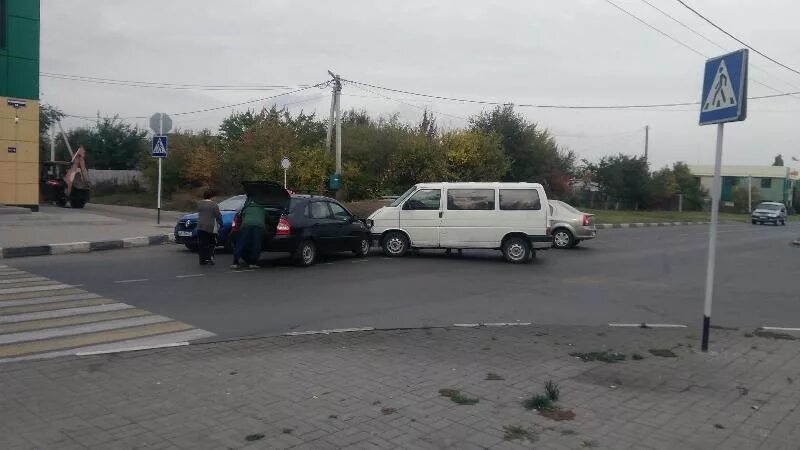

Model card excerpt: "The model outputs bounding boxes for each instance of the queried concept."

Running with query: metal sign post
[150,113,172,224]
[698,49,748,352]
[281,157,291,188]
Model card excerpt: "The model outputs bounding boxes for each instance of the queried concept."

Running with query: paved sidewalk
[2,324,799,449]
[0,205,182,258]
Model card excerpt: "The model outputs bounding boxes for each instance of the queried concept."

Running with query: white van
[368,182,551,263]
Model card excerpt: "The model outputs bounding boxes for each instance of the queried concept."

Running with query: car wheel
[353,236,370,258]
[382,231,409,257]
[294,240,317,267]
[185,243,198,252]
[751,220,756,225]
[552,229,575,249]
[55,198,67,207]
[502,236,531,263]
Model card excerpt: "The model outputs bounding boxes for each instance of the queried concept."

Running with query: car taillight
[231,215,240,233]
[582,215,590,226]
[276,217,291,236]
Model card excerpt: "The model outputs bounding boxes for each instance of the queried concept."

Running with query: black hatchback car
[231,181,372,266]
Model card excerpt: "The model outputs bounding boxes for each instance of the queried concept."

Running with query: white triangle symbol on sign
[154,140,166,154]
[703,59,737,112]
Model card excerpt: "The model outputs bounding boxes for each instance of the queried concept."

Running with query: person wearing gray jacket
[197,190,223,265]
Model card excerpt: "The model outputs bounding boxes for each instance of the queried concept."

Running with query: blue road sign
[699,49,748,125]
[151,135,168,158]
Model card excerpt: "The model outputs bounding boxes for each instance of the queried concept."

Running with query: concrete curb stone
[596,221,709,230]
[0,234,175,259]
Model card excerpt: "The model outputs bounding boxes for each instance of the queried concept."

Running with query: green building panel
[1,0,40,100]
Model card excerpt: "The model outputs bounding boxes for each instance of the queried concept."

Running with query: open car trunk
[241,180,291,241]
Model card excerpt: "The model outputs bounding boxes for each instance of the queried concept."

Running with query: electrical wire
[673,0,800,78]
[637,0,800,93]
[342,78,800,110]
[40,72,309,91]
[604,0,797,99]
[348,83,468,120]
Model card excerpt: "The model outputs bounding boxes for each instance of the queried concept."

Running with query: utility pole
[748,174,752,212]
[644,125,649,161]
[327,70,343,174]
[50,128,55,162]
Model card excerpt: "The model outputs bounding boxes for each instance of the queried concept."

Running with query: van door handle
[438,211,443,218]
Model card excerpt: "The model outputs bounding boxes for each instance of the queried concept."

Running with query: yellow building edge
[0,97,40,210]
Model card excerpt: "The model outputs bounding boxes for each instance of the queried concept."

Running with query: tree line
[40,104,707,210]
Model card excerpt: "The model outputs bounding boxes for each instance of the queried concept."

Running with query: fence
[87,170,143,186]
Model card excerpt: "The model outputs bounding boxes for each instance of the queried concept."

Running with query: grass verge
[583,208,753,224]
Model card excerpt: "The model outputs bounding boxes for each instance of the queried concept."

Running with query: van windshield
[390,187,416,207]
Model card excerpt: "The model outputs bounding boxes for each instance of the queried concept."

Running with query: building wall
[0,0,40,207]
[698,175,789,205]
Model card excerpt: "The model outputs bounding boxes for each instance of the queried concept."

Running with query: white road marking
[0,315,173,345]
[76,341,189,356]
[115,278,148,284]
[453,323,480,328]
[0,292,101,308]
[0,303,133,323]
[609,323,687,328]
[350,260,368,263]
[760,327,800,332]
[0,284,72,295]
[175,274,204,279]
[0,277,47,284]
[283,327,375,336]
[484,322,533,327]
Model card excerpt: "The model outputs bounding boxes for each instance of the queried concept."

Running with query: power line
[672,0,800,78]
[349,82,468,120]
[41,72,310,91]
[605,0,798,99]
[343,78,800,110]
[637,0,800,93]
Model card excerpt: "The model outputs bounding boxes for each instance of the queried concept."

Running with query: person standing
[197,190,223,265]
[231,200,266,269]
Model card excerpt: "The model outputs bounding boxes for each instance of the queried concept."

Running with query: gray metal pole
[701,123,724,352]
[50,128,55,162]
[335,77,342,175]
[644,125,649,160]
[157,115,163,225]
[748,175,752,212]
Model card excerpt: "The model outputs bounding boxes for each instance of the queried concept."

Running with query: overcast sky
[41,0,800,169]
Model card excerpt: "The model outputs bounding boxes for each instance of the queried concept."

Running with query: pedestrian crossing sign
[152,135,168,158]
[699,49,748,125]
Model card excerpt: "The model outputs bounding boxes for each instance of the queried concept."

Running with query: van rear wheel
[382,231,409,257]
[502,236,531,263]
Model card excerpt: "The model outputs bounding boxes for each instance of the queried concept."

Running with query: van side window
[404,189,441,210]
[447,189,495,211]
[500,189,541,210]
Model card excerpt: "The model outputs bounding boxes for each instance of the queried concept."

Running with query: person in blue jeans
[231,201,266,269]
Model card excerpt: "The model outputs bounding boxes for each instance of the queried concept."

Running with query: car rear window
[500,189,541,210]
[756,203,781,211]
[447,189,495,211]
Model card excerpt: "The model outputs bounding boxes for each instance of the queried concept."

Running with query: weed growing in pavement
[439,388,479,405]
[631,353,644,360]
[753,329,798,340]
[581,439,598,447]
[503,425,538,442]
[544,379,560,402]
[649,349,677,358]
[561,429,577,436]
[744,332,755,338]
[486,372,505,380]
[245,433,265,441]
[281,428,293,434]
[450,392,479,405]
[523,394,554,411]
[381,407,397,415]
[569,350,626,363]
[328,414,338,419]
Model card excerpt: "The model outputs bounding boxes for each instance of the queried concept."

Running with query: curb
[0,234,174,259]
[595,221,709,230]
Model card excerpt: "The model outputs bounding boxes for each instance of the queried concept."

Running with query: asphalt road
[7,222,800,339]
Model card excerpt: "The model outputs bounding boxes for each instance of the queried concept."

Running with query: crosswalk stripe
[0,284,72,295]
[0,288,85,302]
[0,280,60,289]
[0,321,195,358]
[0,329,215,363]
[0,277,48,284]
[0,297,115,315]
[0,292,101,308]
[0,308,151,334]
[0,315,174,345]
[0,303,133,323]
[0,271,32,278]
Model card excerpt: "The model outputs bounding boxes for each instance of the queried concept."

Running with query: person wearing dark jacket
[196,190,223,265]
[230,201,266,269]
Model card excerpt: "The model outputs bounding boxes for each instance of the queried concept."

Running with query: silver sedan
[548,200,597,249]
